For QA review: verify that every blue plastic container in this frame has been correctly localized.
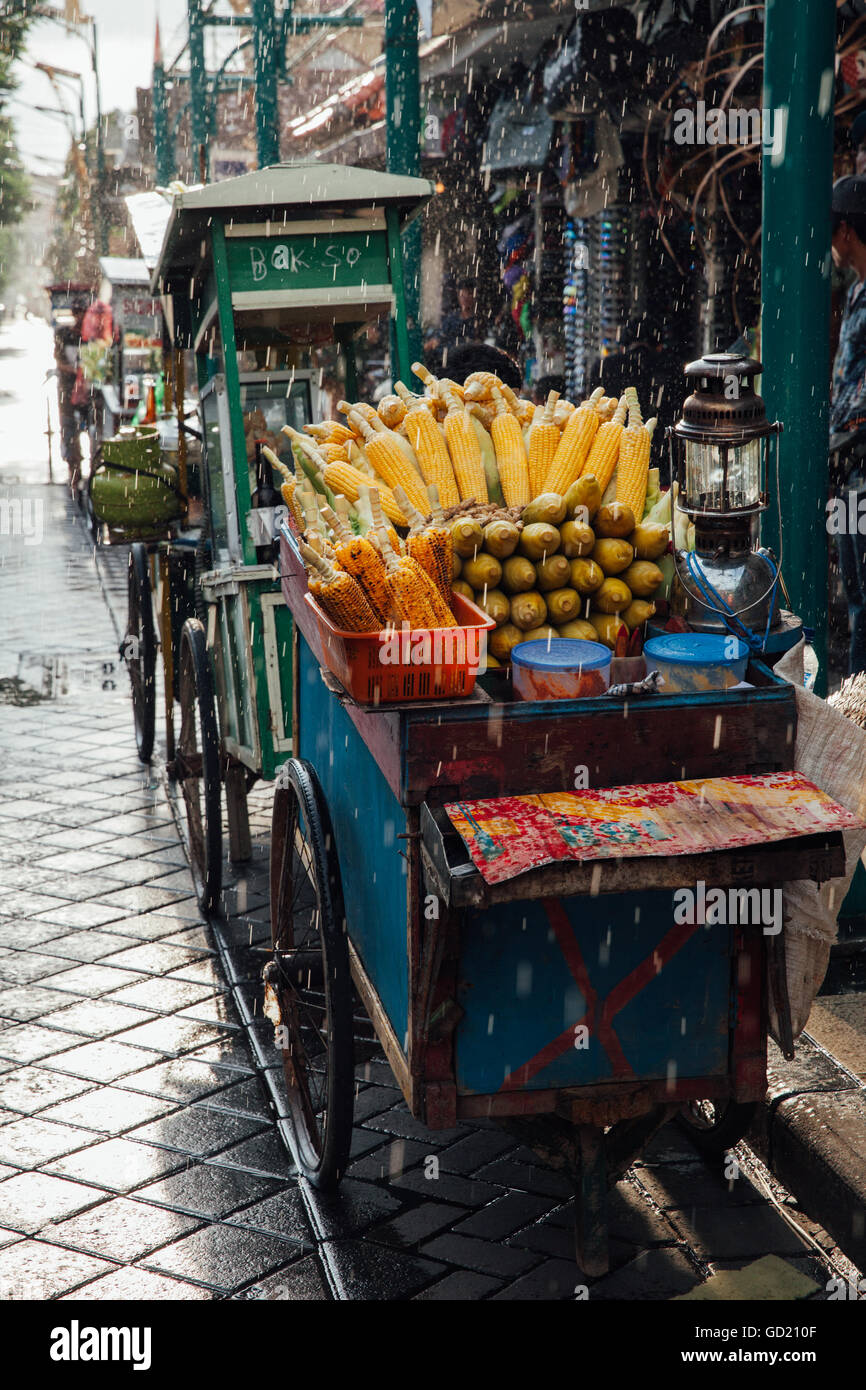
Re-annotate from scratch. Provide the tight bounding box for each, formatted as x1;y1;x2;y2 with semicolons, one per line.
511;638;611;701
643;633;749;693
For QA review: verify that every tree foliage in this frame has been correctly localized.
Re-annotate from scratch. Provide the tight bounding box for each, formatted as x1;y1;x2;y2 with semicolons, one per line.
0;1;31;293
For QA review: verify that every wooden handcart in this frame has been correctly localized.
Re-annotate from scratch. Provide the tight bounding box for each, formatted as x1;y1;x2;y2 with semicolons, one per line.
120;162;432;913
270;526;845;1273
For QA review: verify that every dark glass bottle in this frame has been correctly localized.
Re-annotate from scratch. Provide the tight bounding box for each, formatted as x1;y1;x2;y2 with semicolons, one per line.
251;440;280;563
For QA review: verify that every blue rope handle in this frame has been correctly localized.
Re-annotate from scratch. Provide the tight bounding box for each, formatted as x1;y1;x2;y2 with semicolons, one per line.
685;550;780;655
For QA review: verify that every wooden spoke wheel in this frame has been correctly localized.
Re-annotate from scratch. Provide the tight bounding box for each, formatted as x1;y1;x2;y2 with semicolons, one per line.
176;618;222;917
268;758;354;1190
125;543;156;764
677;1099;758;1157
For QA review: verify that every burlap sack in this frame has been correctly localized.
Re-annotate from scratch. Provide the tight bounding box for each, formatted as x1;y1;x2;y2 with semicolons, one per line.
771;683;866;1042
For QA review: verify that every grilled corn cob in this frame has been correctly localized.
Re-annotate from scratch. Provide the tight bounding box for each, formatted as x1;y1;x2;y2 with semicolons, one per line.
394;484;455;608
319;503;392;624
375;528;438;628
300;541;380;632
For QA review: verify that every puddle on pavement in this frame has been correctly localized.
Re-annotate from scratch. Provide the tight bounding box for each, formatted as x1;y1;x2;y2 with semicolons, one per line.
17;649;124;699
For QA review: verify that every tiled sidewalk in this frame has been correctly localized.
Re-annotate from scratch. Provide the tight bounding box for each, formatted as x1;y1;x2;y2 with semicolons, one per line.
0;486;849;1300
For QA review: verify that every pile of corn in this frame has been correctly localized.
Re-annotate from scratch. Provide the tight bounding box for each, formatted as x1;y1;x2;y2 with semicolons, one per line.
273;368;668;651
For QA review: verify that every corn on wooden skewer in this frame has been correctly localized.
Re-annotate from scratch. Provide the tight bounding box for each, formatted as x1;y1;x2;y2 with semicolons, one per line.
527;391;561;496
375;527;439;629
580;396;628;492
319;503;392;624
542;387;604;495
393;485;455;609
299;541;380;632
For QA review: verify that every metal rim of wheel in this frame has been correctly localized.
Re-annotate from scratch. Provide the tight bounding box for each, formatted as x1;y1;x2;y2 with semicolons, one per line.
677;1098;758;1156
126;544;156;764
176;618;222;917
269;758;354;1190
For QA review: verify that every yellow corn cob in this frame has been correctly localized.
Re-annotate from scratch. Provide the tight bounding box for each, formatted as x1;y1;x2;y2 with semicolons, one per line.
616;409;657;523
376;528;438;628
543;387;605;495
306;422;355;445
321;460;407;527
412;362;465;402
463;371;502;401
528;390;560;497
300;542;380;632
515;398;535;428
319;504;392;624
394;380;436;412
318;442;350;465
349;412;429;514
337;399;384;435
442;391;488;503
377;394;407;428
490;387;530;508
553;399;576;429
394;484;454;608
403;404;460;508
581;396;628;492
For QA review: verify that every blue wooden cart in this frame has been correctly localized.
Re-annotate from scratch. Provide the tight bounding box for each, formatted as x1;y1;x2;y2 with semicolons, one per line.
269;526;845;1273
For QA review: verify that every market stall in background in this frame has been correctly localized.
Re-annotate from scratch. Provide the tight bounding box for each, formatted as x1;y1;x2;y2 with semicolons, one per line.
96;256;163;435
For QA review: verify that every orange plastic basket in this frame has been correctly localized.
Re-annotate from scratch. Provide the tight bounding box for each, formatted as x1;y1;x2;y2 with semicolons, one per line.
303;591;496;704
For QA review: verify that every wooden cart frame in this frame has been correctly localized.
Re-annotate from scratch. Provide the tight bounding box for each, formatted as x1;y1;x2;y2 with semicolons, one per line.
270;524;845;1273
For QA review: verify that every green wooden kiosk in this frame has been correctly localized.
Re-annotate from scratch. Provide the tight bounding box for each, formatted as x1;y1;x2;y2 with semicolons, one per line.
146;161;433;912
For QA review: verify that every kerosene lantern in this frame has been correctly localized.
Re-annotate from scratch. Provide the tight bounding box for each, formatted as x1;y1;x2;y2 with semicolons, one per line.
667;353;783;639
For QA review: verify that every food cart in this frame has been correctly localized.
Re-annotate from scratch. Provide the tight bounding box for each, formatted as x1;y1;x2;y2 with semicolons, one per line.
120;162;432;914
273;526;851;1272
96;257;163;435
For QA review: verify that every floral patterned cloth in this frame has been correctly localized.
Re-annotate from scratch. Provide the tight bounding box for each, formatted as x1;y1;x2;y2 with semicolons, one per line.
445;772;862;886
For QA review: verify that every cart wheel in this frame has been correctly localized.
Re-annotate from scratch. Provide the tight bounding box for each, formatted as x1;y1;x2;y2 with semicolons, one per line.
677;1099;758;1157
268;758;354;1190
176;618;222;916
125;543;156;763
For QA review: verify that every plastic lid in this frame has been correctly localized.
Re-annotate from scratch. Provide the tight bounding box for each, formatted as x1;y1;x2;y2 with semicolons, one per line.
511;638;610;671
643;633;749;666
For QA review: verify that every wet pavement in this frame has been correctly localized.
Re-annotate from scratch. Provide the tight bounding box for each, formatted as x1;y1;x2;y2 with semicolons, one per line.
0;316;862;1300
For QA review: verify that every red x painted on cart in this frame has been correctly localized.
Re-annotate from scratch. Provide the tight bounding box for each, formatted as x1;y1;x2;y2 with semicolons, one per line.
498;897;703;1092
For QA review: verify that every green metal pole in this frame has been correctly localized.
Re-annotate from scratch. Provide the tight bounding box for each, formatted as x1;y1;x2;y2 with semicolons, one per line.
188;0;210;182
761;0;835;694
385;0;422;367
252;0;280;168
89;19;107;254
153;58;173;185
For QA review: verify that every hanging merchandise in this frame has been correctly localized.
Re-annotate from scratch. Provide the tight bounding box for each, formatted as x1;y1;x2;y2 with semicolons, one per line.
563;113;624;220
482;83;554;174
543;9;649;121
